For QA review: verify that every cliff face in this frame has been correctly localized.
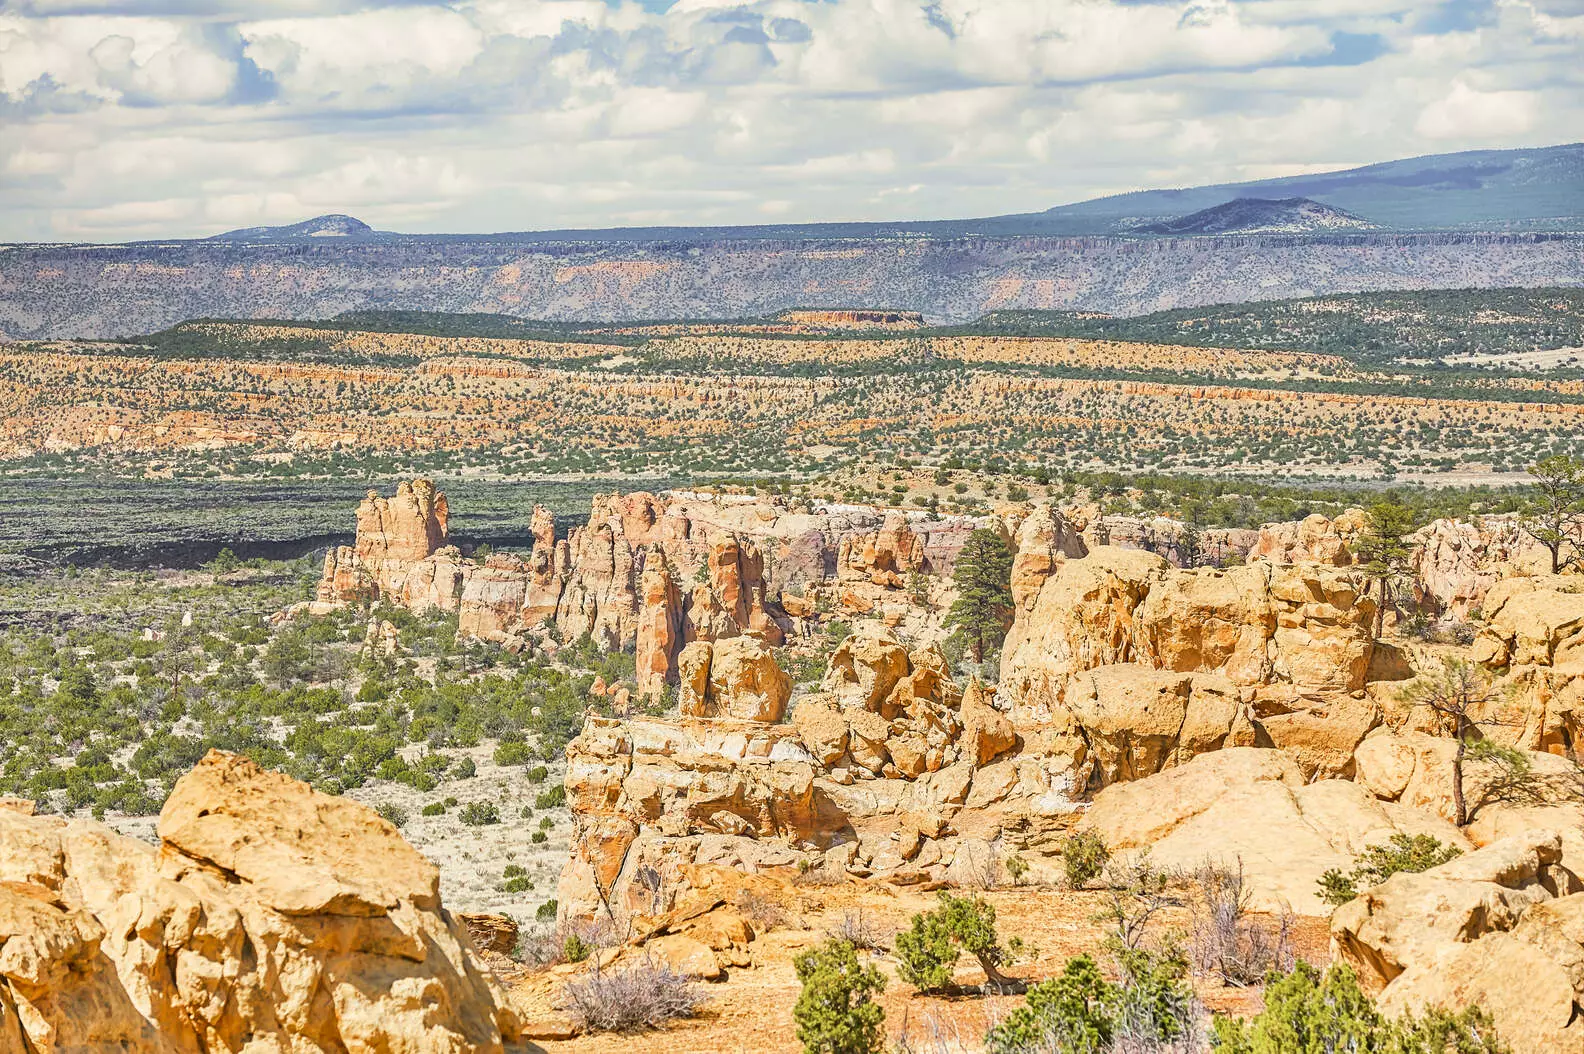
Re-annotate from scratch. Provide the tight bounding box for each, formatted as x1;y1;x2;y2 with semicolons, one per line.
5;232;1581;339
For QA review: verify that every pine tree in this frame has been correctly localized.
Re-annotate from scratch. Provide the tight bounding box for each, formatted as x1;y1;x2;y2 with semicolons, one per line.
945;528;1014;663
1524;454;1584;573
1356;500;1417;637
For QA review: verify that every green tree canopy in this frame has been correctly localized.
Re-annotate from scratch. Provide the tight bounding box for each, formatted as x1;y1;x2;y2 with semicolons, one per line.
1524;454;1584;574
945;528;1015;663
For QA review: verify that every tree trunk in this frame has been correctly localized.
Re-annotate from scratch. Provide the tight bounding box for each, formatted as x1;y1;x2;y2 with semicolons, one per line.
1452;726;1468;827
1554;543;1563;575
1374;578;1387;638
974;953;1027;995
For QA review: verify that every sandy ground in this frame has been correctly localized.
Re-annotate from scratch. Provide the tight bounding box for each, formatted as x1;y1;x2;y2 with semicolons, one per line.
1438;346;1584;370
510;875;1330;1054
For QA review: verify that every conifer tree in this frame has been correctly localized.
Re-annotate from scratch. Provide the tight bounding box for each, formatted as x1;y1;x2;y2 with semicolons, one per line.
946;529;1014;663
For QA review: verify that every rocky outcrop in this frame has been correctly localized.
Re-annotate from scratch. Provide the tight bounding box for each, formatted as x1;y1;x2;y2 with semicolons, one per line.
355;478;448;562
1082;748;1469;915
318;484;997;692
1001;548;1381;780
559;627;1025;923
838;512;925;587
0;751;520;1053
1248;510;1365;566
1332;831;1584;1053
1467;576;1584;755
1411;515;1555;618
677;637;791;722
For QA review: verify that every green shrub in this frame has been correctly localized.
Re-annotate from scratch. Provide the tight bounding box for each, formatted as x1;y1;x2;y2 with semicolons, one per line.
503;863;526;878
1212;962;1507;1053
1061;831;1111;890
531;830;547;844
458;801;500;826
986;949;1193;1054
894;891;1019;993
421;802;446;817
1318;834;1463;907
1004;853;1031;886
374;802;408;828
536;899;559;921
504;876;533;894
452;757;476;779
535;784;566;809
986;955;1114;1054
526;764;549;783
792;938;886;1054
564;933;592;963
494;741;536;766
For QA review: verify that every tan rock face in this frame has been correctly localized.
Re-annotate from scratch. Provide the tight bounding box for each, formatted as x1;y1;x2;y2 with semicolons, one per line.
1003;504;1089;659
1411;515;1556;618
1332;831;1584;1054
838;512;925;588
635;553;683;698
1082;747;1469;915
1002;550;1380;781
1248;511;1360;566
356;478;448;562
676;637;792;722
560;631;1021;923
0;750;520;1053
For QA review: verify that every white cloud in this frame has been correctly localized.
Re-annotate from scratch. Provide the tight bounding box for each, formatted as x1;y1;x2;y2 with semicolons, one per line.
0;0;1579;240
1415;77;1540;139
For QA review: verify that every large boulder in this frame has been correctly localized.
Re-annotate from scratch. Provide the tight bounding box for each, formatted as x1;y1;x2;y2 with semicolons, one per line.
1081;747;1469;915
824;628;911;711
1472;575;1584;669
1332;831;1584;1054
676;637;791;723
0;753;520;1053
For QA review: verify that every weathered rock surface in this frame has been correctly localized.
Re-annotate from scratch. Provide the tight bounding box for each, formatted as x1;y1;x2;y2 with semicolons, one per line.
1001;549;1382;781
0;752;520;1053
1411;515;1557;618
677;636;792;722
1248;510;1365;567
1332;831;1584;1053
1080;748;1468;915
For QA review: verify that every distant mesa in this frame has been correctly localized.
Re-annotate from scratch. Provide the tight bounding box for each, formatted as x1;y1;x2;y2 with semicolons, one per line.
210;214;377;242
1133;197;1376;236
774;308;926;330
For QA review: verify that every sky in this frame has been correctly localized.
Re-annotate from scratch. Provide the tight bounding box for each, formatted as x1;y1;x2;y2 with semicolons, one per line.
0;0;1581;241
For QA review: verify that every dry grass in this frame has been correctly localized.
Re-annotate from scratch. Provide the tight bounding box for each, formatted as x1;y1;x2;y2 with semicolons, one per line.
560;955;704;1033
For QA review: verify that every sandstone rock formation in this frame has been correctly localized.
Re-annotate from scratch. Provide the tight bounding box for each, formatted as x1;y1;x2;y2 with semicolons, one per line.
319;483;997;695
558;626;1031;923
678;637;792;722
1411;515;1556;618
1080;747;1468;914
1463;576;1584;755
1001;548;1382;781
1332;831;1584;1053
1247;510;1365;566
0;751;520;1053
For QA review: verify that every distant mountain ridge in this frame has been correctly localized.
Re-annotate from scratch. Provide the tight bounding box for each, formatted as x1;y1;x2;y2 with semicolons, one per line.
1133;197;1374;236
0;143;1580;340
164;142;1584;246
211;214;377;242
